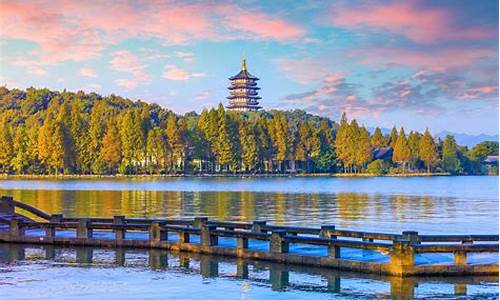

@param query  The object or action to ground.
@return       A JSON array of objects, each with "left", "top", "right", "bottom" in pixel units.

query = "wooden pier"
[{"left": 0, "top": 195, "right": 498, "bottom": 277}]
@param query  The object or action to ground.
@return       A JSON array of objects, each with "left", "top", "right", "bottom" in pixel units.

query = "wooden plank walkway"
[{"left": 0, "top": 195, "right": 498, "bottom": 277}]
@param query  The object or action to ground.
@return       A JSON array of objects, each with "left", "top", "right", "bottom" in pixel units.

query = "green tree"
[
  {"left": 407, "top": 131, "right": 421, "bottom": 170},
  {"left": 418, "top": 129, "right": 438, "bottom": 173},
  {"left": 239, "top": 120, "right": 258, "bottom": 172},
  {"left": 356, "top": 126, "right": 372, "bottom": 171},
  {"left": 0, "top": 116, "right": 13, "bottom": 173},
  {"left": 335, "top": 113, "right": 350, "bottom": 172},
  {"left": 12, "top": 126, "right": 30, "bottom": 173},
  {"left": 215, "top": 104, "right": 236, "bottom": 172},
  {"left": 469, "top": 141, "right": 499, "bottom": 161},
  {"left": 442, "top": 135, "right": 462, "bottom": 174},
  {"left": 367, "top": 159, "right": 389, "bottom": 175}
]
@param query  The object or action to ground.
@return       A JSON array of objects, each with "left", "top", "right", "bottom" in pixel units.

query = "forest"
[{"left": 0, "top": 87, "right": 497, "bottom": 176}]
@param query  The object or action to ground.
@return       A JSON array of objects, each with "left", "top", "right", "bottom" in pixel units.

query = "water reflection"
[
  {"left": 0, "top": 189, "right": 497, "bottom": 234},
  {"left": 0, "top": 243, "right": 497, "bottom": 299}
]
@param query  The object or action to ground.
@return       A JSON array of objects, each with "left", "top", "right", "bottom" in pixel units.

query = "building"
[{"left": 226, "top": 57, "right": 262, "bottom": 112}]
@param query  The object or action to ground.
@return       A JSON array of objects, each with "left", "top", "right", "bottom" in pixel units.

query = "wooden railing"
[{"left": 0, "top": 196, "right": 498, "bottom": 277}]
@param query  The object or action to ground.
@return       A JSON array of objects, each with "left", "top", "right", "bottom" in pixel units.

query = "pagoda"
[{"left": 226, "top": 56, "right": 262, "bottom": 112}]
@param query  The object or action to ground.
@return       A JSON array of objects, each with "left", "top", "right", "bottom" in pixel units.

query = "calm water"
[{"left": 0, "top": 176, "right": 498, "bottom": 299}]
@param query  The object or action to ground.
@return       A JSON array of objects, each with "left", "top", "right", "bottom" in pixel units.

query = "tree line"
[{"left": 0, "top": 87, "right": 497, "bottom": 175}]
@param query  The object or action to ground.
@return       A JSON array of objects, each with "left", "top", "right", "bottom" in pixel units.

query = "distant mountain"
[
  {"left": 367, "top": 127, "right": 498, "bottom": 148},
  {"left": 436, "top": 131, "right": 499, "bottom": 148}
]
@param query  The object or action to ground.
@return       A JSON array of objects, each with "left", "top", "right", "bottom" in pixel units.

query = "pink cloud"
[
  {"left": 329, "top": 2, "right": 493, "bottom": 44},
  {"left": 352, "top": 47, "right": 495, "bottom": 71},
  {"left": 457, "top": 86, "right": 498, "bottom": 100},
  {"left": 110, "top": 50, "right": 150, "bottom": 89},
  {"left": 162, "top": 65, "right": 205, "bottom": 81},
  {"left": 79, "top": 67, "right": 96, "bottom": 77},
  {"left": 10, "top": 60, "right": 47, "bottom": 75},
  {"left": 274, "top": 58, "right": 332, "bottom": 84},
  {"left": 225, "top": 11, "right": 305, "bottom": 41},
  {"left": 0, "top": 1, "right": 306, "bottom": 63}
]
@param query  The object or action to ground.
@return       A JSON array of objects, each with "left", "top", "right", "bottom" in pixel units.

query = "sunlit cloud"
[
  {"left": 162, "top": 64, "right": 205, "bottom": 81},
  {"left": 10, "top": 60, "right": 47, "bottom": 75},
  {"left": 328, "top": 1, "right": 496, "bottom": 44},
  {"left": 110, "top": 50, "right": 150, "bottom": 89},
  {"left": 79, "top": 67, "right": 97, "bottom": 77},
  {"left": 0, "top": 1, "right": 306, "bottom": 63}
]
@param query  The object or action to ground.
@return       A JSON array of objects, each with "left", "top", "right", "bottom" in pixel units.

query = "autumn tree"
[
  {"left": 101, "top": 120, "right": 122, "bottom": 174},
  {"left": 392, "top": 127, "right": 411, "bottom": 172},
  {"left": 371, "top": 127, "right": 387, "bottom": 148}
]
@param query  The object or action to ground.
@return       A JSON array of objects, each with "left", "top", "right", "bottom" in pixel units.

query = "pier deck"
[{"left": 0, "top": 195, "right": 498, "bottom": 277}]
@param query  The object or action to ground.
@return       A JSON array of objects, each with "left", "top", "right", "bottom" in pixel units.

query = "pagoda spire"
[{"left": 241, "top": 50, "right": 247, "bottom": 71}]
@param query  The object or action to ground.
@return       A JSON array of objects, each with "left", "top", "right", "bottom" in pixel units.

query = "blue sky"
[{"left": 0, "top": 0, "right": 498, "bottom": 134}]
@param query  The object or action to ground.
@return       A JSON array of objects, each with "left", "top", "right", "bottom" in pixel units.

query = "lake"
[{"left": 0, "top": 176, "right": 498, "bottom": 299}]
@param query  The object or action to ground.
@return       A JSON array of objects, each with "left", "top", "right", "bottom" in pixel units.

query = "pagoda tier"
[{"left": 226, "top": 57, "right": 262, "bottom": 112}]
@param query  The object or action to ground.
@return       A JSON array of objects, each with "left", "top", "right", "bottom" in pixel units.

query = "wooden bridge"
[{"left": 0, "top": 195, "right": 498, "bottom": 277}]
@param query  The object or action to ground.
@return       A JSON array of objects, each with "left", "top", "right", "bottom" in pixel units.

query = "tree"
[
  {"left": 0, "top": 116, "right": 13, "bottom": 173},
  {"left": 367, "top": 159, "right": 388, "bottom": 175},
  {"left": 356, "top": 126, "right": 372, "bottom": 171},
  {"left": 390, "top": 126, "right": 398, "bottom": 148},
  {"left": 89, "top": 101, "right": 109, "bottom": 174},
  {"left": 273, "top": 112, "right": 291, "bottom": 172},
  {"left": 240, "top": 120, "right": 258, "bottom": 172},
  {"left": 442, "top": 135, "right": 462, "bottom": 174},
  {"left": 100, "top": 120, "right": 122, "bottom": 173},
  {"left": 418, "top": 129, "right": 438, "bottom": 173},
  {"left": 407, "top": 131, "right": 421, "bottom": 171},
  {"left": 346, "top": 119, "right": 360, "bottom": 172},
  {"left": 166, "top": 114, "right": 185, "bottom": 173},
  {"left": 469, "top": 141, "right": 499, "bottom": 161},
  {"left": 335, "top": 113, "right": 350, "bottom": 172},
  {"left": 392, "top": 127, "right": 411, "bottom": 172},
  {"left": 70, "top": 100, "right": 91, "bottom": 173},
  {"left": 12, "top": 126, "right": 29, "bottom": 174},
  {"left": 371, "top": 127, "right": 387, "bottom": 148}
]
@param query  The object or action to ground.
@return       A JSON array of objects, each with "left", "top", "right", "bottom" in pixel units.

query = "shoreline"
[{"left": 0, "top": 172, "right": 488, "bottom": 180}]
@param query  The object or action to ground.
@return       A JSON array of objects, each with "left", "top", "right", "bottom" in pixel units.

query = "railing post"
[
  {"left": 77, "top": 219, "right": 92, "bottom": 239},
  {"left": 320, "top": 225, "right": 336, "bottom": 239},
  {"left": 389, "top": 239, "right": 414, "bottom": 276},
  {"left": 454, "top": 250, "right": 467, "bottom": 265},
  {"left": 178, "top": 230, "right": 190, "bottom": 243},
  {"left": 9, "top": 219, "right": 24, "bottom": 237},
  {"left": 252, "top": 221, "right": 266, "bottom": 233},
  {"left": 0, "top": 195, "right": 14, "bottom": 214},
  {"left": 327, "top": 241, "right": 341, "bottom": 258},
  {"left": 402, "top": 231, "right": 420, "bottom": 244},
  {"left": 113, "top": 216, "right": 126, "bottom": 244},
  {"left": 270, "top": 230, "right": 289, "bottom": 253},
  {"left": 194, "top": 217, "right": 208, "bottom": 229},
  {"left": 149, "top": 221, "right": 167, "bottom": 245},
  {"left": 45, "top": 214, "right": 62, "bottom": 239},
  {"left": 201, "top": 224, "right": 218, "bottom": 247},
  {"left": 237, "top": 236, "right": 249, "bottom": 250}
]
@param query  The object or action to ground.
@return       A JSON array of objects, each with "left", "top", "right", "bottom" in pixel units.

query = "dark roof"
[
  {"left": 372, "top": 147, "right": 393, "bottom": 160},
  {"left": 227, "top": 85, "right": 260, "bottom": 90},
  {"left": 229, "top": 69, "right": 259, "bottom": 81},
  {"left": 227, "top": 95, "right": 261, "bottom": 100}
]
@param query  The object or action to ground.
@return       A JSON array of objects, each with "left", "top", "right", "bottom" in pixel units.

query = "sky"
[{"left": 0, "top": 0, "right": 498, "bottom": 135}]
